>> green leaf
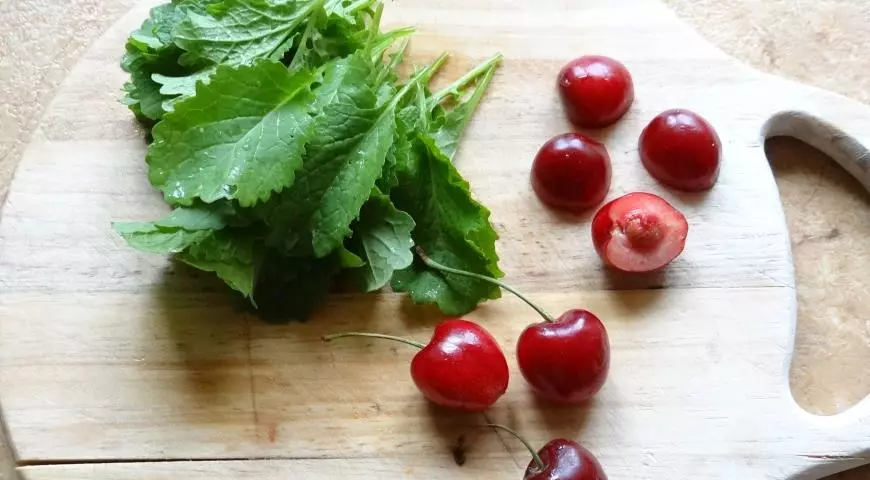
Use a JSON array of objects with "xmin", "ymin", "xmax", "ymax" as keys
[
  {"xmin": 323, "ymin": 0, "xmax": 373, "ymax": 22},
  {"xmin": 114, "ymin": 221, "xmax": 213, "ymax": 254},
  {"xmin": 113, "ymin": 201, "xmax": 237, "ymax": 253},
  {"xmin": 147, "ymin": 60, "xmax": 317, "ymax": 206},
  {"xmin": 156, "ymin": 0, "xmax": 371, "ymax": 107},
  {"xmin": 389, "ymin": 133, "xmax": 502, "ymax": 315},
  {"xmin": 347, "ymin": 190, "xmax": 415, "ymax": 291},
  {"xmin": 338, "ymin": 245, "xmax": 366, "ymax": 268},
  {"xmin": 252, "ymin": 251, "xmax": 341, "ymax": 322},
  {"xmin": 286, "ymin": 4, "xmax": 368, "ymax": 70},
  {"xmin": 264, "ymin": 53, "xmax": 397, "ymax": 257},
  {"xmin": 120, "ymin": 3, "xmax": 193, "ymax": 120},
  {"xmin": 153, "ymin": 67, "xmax": 215, "ymax": 98},
  {"xmin": 378, "ymin": 97, "xmax": 422, "ymax": 192},
  {"xmin": 429, "ymin": 55, "xmax": 501, "ymax": 159},
  {"xmin": 173, "ymin": 0, "xmax": 326, "ymax": 66},
  {"xmin": 154, "ymin": 201, "xmax": 240, "ymax": 229},
  {"xmin": 178, "ymin": 230, "xmax": 259, "ymax": 297}
]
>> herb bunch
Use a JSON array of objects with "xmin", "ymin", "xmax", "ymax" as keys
[{"xmin": 115, "ymin": 0, "xmax": 504, "ymax": 321}]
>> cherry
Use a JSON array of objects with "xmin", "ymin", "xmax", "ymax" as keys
[
  {"xmin": 516, "ymin": 309, "xmax": 609, "ymax": 403},
  {"xmin": 531, "ymin": 133, "xmax": 612, "ymax": 213},
  {"xmin": 591, "ymin": 192, "xmax": 688, "ymax": 272},
  {"xmin": 639, "ymin": 109, "xmax": 722, "ymax": 191},
  {"xmin": 557, "ymin": 55, "xmax": 634, "ymax": 129},
  {"xmin": 485, "ymin": 424, "xmax": 608, "ymax": 480},
  {"xmin": 322, "ymin": 319, "xmax": 509, "ymax": 412},
  {"xmin": 416, "ymin": 248, "xmax": 610, "ymax": 404}
]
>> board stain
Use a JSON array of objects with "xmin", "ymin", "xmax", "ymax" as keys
[{"xmin": 451, "ymin": 435, "xmax": 467, "ymax": 466}]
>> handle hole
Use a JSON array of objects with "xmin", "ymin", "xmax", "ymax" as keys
[{"xmin": 765, "ymin": 135, "xmax": 870, "ymax": 416}]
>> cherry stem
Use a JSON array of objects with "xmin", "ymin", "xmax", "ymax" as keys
[
  {"xmin": 483, "ymin": 423, "xmax": 546, "ymax": 471},
  {"xmin": 414, "ymin": 247, "xmax": 556, "ymax": 323},
  {"xmin": 321, "ymin": 332, "xmax": 425, "ymax": 349}
]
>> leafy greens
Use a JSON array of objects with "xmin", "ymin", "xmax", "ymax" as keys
[{"xmin": 115, "ymin": 0, "xmax": 504, "ymax": 321}]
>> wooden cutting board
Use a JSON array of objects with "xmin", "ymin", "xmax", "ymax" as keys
[{"xmin": 2, "ymin": 0, "xmax": 869, "ymax": 478}]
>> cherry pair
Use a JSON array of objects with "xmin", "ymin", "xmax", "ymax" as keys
[{"xmin": 323, "ymin": 248, "xmax": 610, "ymax": 413}]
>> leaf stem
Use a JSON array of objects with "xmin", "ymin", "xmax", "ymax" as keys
[
  {"xmin": 386, "ymin": 36, "xmax": 411, "ymax": 71},
  {"xmin": 482, "ymin": 423, "xmax": 546, "ymax": 471},
  {"xmin": 341, "ymin": 0, "xmax": 375, "ymax": 14},
  {"xmin": 415, "ymin": 247, "xmax": 555, "ymax": 323},
  {"xmin": 364, "ymin": 2, "xmax": 385, "ymax": 56},
  {"xmin": 288, "ymin": 10, "xmax": 320, "ymax": 71},
  {"xmin": 430, "ymin": 53, "xmax": 503, "ymax": 106},
  {"xmin": 419, "ymin": 52, "xmax": 451, "ymax": 86},
  {"xmin": 268, "ymin": 0, "xmax": 326, "ymax": 60},
  {"xmin": 322, "ymin": 331, "xmax": 425, "ymax": 349},
  {"xmin": 374, "ymin": 36, "xmax": 411, "ymax": 85},
  {"xmin": 386, "ymin": 53, "xmax": 450, "ymax": 112}
]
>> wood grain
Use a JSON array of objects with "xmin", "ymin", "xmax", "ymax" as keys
[{"xmin": 1, "ymin": 0, "xmax": 869, "ymax": 479}]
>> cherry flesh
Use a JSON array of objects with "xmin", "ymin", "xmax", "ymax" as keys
[
  {"xmin": 415, "ymin": 249, "xmax": 610, "ymax": 404},
  {"xmin": 525, "ymin": 439, "xmax": 608, "ymax": 480},
  {"xmin": 531, "ymin": 132, "xmax": 612, "ymax": 213},
  {"xmin": 558, "ymin": 55, "xmax": 634, "ymax": 129},
  {"xmin": 323, "ymin": 319, "xmax": 509, "ymax": 412},
  {"xmin": 591, "ymin": 192, "xmax": 688, "ymax": 272},
  {"xmin": 639, "ymin": 109, "xmax": 722, "ymax": 191},
  {"xmin": 517, "ymin": 309, "xmax": 610, "ymax": 404}
]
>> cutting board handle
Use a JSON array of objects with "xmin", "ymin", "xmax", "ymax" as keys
[
  {"xmin": 760, "ymin": 82, "xmax": 870, "ymax": 478},
  {"xmin": 762, "ymin": 81, "xmax": 870, "ymax": 191}
]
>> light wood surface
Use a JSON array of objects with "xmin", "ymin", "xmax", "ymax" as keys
[{"xmin": 1, "ymin": 0, "xmax": 869, "ymax": 479}]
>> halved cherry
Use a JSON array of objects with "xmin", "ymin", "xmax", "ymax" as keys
[
  {"xmin": 531, "ymin": 132, "xmax": 612, "ymax": 214},
  {"xmin": 639, "ymin": 109, "xmax": 721, "ymax": 191},
  {"xmin": 591, "ymin": 192, "xmax": 688, "ymax": 272}
]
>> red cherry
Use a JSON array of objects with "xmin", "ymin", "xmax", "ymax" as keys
[
  {"xmin": 410, "ymin": 319, "xmax": 509, "ymax": 411},
  {"xmin": 484, "ymin": 425, "xmax": 608, "ymax": 480},
  {"xmin": 591, "ymin": 192, "xmax": 688, "ymax": 272},
  {"xmin": 516, "ymin": 309, "xmax": 610, "ymax": 404},
  {"xmin": 558, "ymin": 55, "xmax": 634, "ymax": 129},
  {"xmin": 531, "ymin": 133, "xmax": 612, "ymax": 213},
  {"xmin": 323, "ymin": 319, "xmax": 509, "ymax": 412},
  {"xmin": 414, "ymin": 249, "xmax": 610, "ymax": 404},
  {"xmin": 639, "ymin": 109, "xmax": 722, "ymax": 191},
  {"xmin": 526, "ymin": 439, "xmax": 608, "ymax": 480}
]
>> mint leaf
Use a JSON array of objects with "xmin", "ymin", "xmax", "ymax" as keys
[
  {"xmin": 147, "ymin": 60, "xmax": 317, "ymax": 206},
  {"xmin": 347, "ymin": 190, "xmax": 415, "ymax": 291},
  {"xmin": 173, "ymin": 0, "xmax": 325, "ymax": 66},
  {"xmin": 178, "ymin": 230, "xmax": 259, "ymax": 297},
  {"xmin": 390, "ymin": 133, "xmax": 502, "ymax": 315},
  {"xmin": 264, "ymin": 53, "xmax": 397, "ymax": 257}
]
